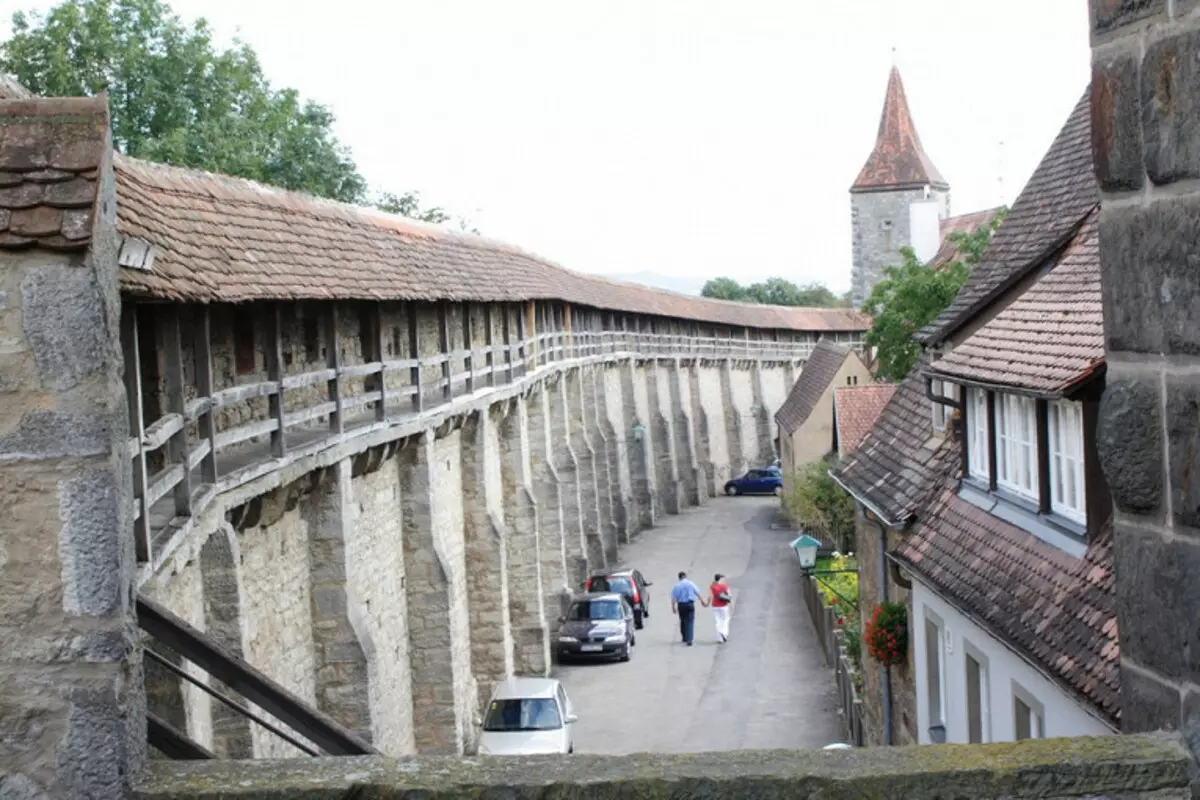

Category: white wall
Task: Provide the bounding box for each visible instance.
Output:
[911,580,1113,745]
[908,200,942,265]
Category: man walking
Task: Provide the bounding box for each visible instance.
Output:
[671,571,708,646]
[709,573,732,643]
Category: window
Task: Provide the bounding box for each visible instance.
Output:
[965,651,990,744]
[996,394,1038,499]
[482,698,562,732]
[932,380,956,432]
[1048,400,1086,522]
[924,616,946,738]
[1014,694,1044,740]
[967,389,990,481]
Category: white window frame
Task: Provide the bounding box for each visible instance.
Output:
[1048,400,1086,523]
[1012,681,1045,741]
[967,388,989,481]
[996,393,1038,500]
[963,640,991,744]
[931,379,956,433]
[923,609,947,735]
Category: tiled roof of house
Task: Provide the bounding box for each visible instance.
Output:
[851,67,948,193]
[775,339,853,435]
[0,76,33,100]
[830,359,960,526]
[894,489,1119,726]
[111,155,870,332]
[0,96,108,251]
[928,207,1004,269]
[917,90,1097,345]
[928,211,1102,395]
[834,384,897,455]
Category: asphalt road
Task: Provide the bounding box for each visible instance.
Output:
[553,496,843,754]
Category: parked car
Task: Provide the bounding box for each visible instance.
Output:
[555,593,636,662]
[584,568,651,629]
[724,468,783,496]
[476,677,577,755]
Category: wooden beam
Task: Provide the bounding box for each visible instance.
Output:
[121,304,151,563]
[160,306,192,518]
[484,304,496,387]
[516,303,527,375]
[1036,399,1051,515]
[265,304,286,458]
[564,303,573,358]
[503,304,514,382]
[463,302,475,395]
[438,302,452,401]
[193,306,219,485]
[986,391,998,492]
[325,303,344,434]
[147,712,217,760]
[373,304,387,422]
[408,302,423,413]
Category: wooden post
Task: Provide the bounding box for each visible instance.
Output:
[526,301,537,368]
[326,303,344,434]
[484,304,496,387]
[122,304,151,563]
[986,391,998,492]
[1036,399,1051,514]
[194,306,219,485]
[161,306,192,518]
[516,304,527,375]
[564,303,573,359]
[373,304,388,422]
[438,302,452,401]
[503,304,514,383]
[265,303,287,458]
[463,302,475,395]
[408,302,423,413]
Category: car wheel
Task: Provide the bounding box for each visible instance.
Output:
[631,633,636,647]
[568,744,574,754]
[773,485,782,497]
[726,485,739,496]
[619,646,631,662]
[642,602,649,619]
[633,609,644,630]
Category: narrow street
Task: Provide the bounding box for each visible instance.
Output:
[553,496,843,754]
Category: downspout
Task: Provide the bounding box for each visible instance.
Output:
[871,510,893,747]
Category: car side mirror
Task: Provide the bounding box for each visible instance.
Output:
[565,713,579,725]
[644,580,653,586]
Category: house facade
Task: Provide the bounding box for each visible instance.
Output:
[832,89,1119,745]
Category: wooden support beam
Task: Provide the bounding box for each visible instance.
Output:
[503,304,515,382]
[408,302,423,413]
[325,303,344,434]
[193,306,219,485]
[121,304,152,563]
[564,303,573,359]
[160,306,192,518]
[484,304,496,387]
[1036,399,1051,514]
[463,302,475,395]
[516,304,527,375]
[265,304,286,458]
[147,712,217,760]
[373,304,388,422]
[438,302,452,401]
[986,391,998,493]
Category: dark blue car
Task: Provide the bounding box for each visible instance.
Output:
[724,467,783,497]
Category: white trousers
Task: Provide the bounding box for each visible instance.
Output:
[713,606,731,638]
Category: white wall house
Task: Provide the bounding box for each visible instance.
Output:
[911,580,1114,745]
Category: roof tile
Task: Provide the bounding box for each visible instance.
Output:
[851,67,948,192]
[775,339,852,434]
[834,384,898,455]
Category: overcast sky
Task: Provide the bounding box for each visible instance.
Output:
[8,0,1092,292]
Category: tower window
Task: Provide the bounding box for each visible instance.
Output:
[881,220,893,231]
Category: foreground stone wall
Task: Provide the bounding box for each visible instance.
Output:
[136,732,1196,799]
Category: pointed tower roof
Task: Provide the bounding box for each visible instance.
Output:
[850,67,948,193]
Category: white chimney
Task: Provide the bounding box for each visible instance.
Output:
[909,199,941,265]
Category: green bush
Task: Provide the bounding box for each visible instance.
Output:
[783,456,855,552]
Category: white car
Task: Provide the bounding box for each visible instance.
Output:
[476,677,578,755]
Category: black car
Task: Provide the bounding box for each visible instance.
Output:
[585,568,651,629]
[555,593,636,662]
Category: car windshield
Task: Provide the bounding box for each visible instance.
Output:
[599,576,632,594]
[567,600,622,621]
[482,698,562,732]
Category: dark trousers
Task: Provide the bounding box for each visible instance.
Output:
[678,602,696,643]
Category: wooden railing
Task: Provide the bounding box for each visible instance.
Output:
[801,569,865,747]
[124,305,830,570]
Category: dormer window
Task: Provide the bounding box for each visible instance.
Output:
[996,394,1038,501]
[932,379,955,433]
[967,388,989,481]
[1048,401,1085,522]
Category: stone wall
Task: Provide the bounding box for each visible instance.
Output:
[1090,0,1200,758]
[850,185,949,308]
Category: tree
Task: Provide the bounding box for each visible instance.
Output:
[863,209,1008,381]
[701,276,848,307]
[782,457,855,553]
[375,191,480,234]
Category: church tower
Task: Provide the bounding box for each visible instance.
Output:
[850,67,950,308]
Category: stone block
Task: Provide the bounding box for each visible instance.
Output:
[1091,51,1144,191]
[1090,0,1165,35]
[59,468,124,617]
[1099,200,1200,356]
[20,265,108,392]
[1097,377,1163,516]
[0,409,112,461]
[1121,665,1181,734]
[58,684,134,799]
[1113,525,1200,683]
[1143,30,1200,185]
[1166,375,1200,533]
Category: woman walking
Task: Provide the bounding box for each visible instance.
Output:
[709,573,732,643]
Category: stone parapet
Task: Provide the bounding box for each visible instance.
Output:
[135,733,1196,799]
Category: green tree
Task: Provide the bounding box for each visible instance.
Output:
[863,209,1008,381]
[701,276,847,307]
[375,191,480,234]
[782,457,855,552]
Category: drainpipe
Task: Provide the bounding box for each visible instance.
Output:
[871,511,893,747]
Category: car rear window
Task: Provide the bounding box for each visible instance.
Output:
[567,600,622,621]
[482,698,561,731]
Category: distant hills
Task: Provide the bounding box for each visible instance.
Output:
[605,272,707,296]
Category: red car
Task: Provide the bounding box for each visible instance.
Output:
[585,568,651,629]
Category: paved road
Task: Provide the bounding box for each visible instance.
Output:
[553,496,843,754]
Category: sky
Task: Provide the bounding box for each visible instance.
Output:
[5,0,1092,293]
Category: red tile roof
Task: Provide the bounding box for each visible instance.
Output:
[0,96,108,251]
[112,155,870,332]
[928,207,1004,269]
[918,90,1097,345]
[851,67,948,193]
[776,339,853,434]
[894,488,1119,726]
[834,384,898,455]
[927,211,1102,395]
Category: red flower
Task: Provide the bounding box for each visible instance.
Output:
[837,617,845,626]
[830,597,839,605]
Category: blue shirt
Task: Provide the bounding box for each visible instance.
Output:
[671,579,702,604]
